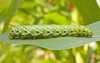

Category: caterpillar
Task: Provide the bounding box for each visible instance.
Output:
[9,24,93,39]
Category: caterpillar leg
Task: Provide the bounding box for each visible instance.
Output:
[9,34,15,39]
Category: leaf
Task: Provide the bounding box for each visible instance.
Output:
[2,0,24,33]
[71,0,100,25]
[0,21,100,50]
[0,0,11,22]
[44,12,70,24]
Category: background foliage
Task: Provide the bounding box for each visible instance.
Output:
[0,0,100,63]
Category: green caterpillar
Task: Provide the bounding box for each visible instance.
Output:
[9,24,93,39]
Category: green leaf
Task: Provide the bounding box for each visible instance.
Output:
[71,0,100,25]
[0,21,100,50]
[0,0,11,22]
[2,0,23,33]
[44,12,70,24]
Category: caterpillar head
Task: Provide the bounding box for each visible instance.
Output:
[11,27,21,35]
[9,27,21,39]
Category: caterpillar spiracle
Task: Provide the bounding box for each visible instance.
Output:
[9,24,93,39]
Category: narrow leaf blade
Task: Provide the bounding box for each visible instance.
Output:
[0,21,100,50]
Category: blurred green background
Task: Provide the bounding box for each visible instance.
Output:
[0,0,100,63]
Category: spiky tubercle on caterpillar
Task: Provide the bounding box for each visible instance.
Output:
[9,24,93,39]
